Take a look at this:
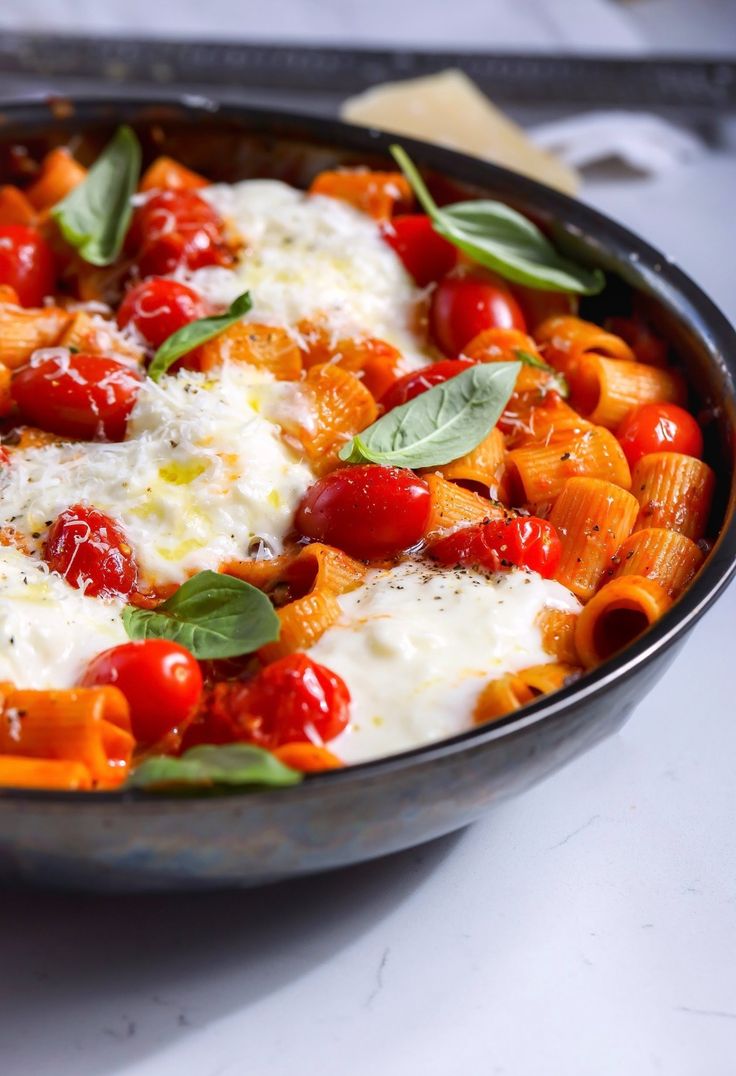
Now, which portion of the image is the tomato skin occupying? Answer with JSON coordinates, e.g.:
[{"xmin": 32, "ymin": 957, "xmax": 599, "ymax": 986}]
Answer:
[
  {"xmin": 430, "ymin": 516, "xmax": 561, "ymax": 579},
  {"xmin": 380, "ymin": 358, "xmax": 474, "ymax": 411},
  {"xmin": 0, "ymin": 224, "xmax": 56, "ymax": 307},
  {"xmin": 128, "ymin": 189, "xmax": 229, "ymax": 276},
  {"xmin": 44, "ymin": 504, "xmax": 138, "ymax": 597},
  {"xmin": 296, "ymin": 465, "xmax": 431, "ymax": 560},
  {"xmin": 183, "ymin": 653, "xmax": 350, "ymax": 750},
  {"xmin": 12, "ymin": 352, "xmax": 141, "ymax": 441},
  {"xmin": 430, "ymin": 273, "xmax": 527, "ymax": 356},
  {"xmin": 81, "ymin": 639, "xmax": 203, "ymax": 745},
  {"xmin": 117, "ymin": 277, "xmax": 208, "ymax": 350},
  {"xmin": 617, "ymin": 402, "xmax": 703, "ymax": 468},
  {"xmin": 382, "ymin": 214, "xmax": 458, "ymax": 286}
]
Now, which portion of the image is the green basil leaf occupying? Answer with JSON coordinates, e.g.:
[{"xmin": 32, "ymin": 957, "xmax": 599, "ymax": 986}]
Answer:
[
  {"xmin": 125, "ymin": 743, "xmax": 302, "ymax": 792},
  {"xmin": 51, "ymin": 125, "xmax": 141, "ymax": 267},
  {"xmin": 122, "ymin": 569, "xmax": 279, "ymax": 658},
  {"xmin": 390, "ymin": 144, "xmax": 605, "ymax": 296},
  {"xmin": 339, "ymin": 361, "xmax": 519, "ymax": 469},
  {"xmin": 148, "ymin": 292, "xmax": 253, "ymax": 382}
]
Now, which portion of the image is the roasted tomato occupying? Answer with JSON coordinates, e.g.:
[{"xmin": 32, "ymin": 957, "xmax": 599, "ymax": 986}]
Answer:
[
  {"xmin": 382, "ymin": 214, "xmax": 458, "ymax": 286},
  {"xmin": 0, "ymin": 224, "xmax": 56, "ymax": 307},
  {"xmin": 617, "ymin": 402, "xmax": 703, "ymax": 468},
  {"xmin": 430, "ymin": 272, "xmax": 526, "ymax": 356},
  {"xmin": 128, "ymin": 189, "xmax": 230, "ymax": 275},
  {"xmin": 117, "ymin": 277, "xmax": 208, "ymax": 350},
  {"xmin": 81, "ymin": 639, "xmax": 203, "ymax": 745},
  {"xmin": 184, "ymin": 653, "xmax": 350, "ymax": 750},
  {"xmin": 380, "ymin": 358, "xmax": 474, "ymax": 411},
  {"xmin": 45, "ymin": 504, "xmax": 138, "ymax": 597},
  {"xmin": 429, "ymin": 516, "xmax": 562, "ymax": 578},
  {"xmin": 12, "ymin": 352, "xmax": 141, "ymax": 441},
  {"xmin": 296, "ymin": 465, "xmax": 431, "ymax": 560}
]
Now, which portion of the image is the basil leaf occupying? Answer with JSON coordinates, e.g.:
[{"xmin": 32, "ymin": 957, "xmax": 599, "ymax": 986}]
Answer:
[
  {"xmin": 125, "ymin": 744, "xmax": 302, "ymax": 792},
  {"xmin": 123, "ymin": 569, "xmax": 279, "ymax": 658},
  {"xmin": 148, "ymin": 292, "xmax": 253, "ymax": 382},
  {"xmin": 51, "ymin": 125, "xmax": 141, "ymax": 267},
  {"xmin": 339, "ymin": 361, "xmax": 519, "ymax": 469},
  {"xmin": 390, "ymin": 144, "xmax": 604, "ymax": 296}
]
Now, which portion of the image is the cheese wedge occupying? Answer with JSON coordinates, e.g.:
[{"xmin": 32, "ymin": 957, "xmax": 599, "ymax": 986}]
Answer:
[{"xmin": 341, "ymin": 69, "xmax": 579, "ymax": 195}]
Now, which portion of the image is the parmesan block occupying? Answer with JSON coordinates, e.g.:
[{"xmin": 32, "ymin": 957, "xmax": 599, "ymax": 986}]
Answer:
[{"xmin": 341, "ymin": 69, "xmax": 579, "ymax": 195}]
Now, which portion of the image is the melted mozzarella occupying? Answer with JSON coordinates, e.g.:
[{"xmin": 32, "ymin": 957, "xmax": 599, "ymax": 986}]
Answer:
[
  {"xmin": 309, "ymin": 560, "xmax": 580, "ymax": 764},
  {"xmin": 0, "ymin": 363, "xmax": 314, "ymax": 585},
  {"xmin": 0, "ymin": 545, "xmax": 127, "ymax": 689},
  {"xmin": 189, "ymin": 180, "xmax": 430, "ymax": 369}
]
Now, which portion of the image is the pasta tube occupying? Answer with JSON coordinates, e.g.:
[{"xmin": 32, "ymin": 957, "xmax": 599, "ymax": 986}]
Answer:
[
  {"xmin": 610, "ymin": 527, "xmax": 703, "ymax": 597},
  {"xmin": 199, "ymin": 322, "xmax": 302, "ymax": 380},
  {"xmin": 571, "ymin": 355, "xmax": 685, "ymax": 429},
  {"xmin": 631, "ymin": 452, "xmax": 715, "ymax": 541},
  {"xmin": 574, "ymin": 575, "xmax": 672, "ymax": 668},
  {"xmin": 424, "ymin": 474, "xmax": 506, "ymax": 540},
  {"xmin": 507, "ymin": 426, "xmax": 631, "ymax": 504}
]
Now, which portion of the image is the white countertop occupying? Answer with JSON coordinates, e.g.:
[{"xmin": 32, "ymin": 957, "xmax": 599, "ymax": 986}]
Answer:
[{"xmin": 2, "ymin": 153, "xmax": 735, "ymax": 1076}]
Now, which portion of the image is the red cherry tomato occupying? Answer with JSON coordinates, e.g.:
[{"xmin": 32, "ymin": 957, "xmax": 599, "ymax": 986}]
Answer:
[
  {"xmin": 81, "ymin": 639, "xmax": 203, "ymax": 745},
  {"xmin": 45, "ymin": 504, "xmax": 138, "ymax": 597},
  {"xmin": 430, "ymin": 516, "xmax": 561, "ymax": 579},
  {"xmin": 12, "ymin": 352, "xmax": 141, "ymax": 441},
  {"xmin": 183, "ymin": 653, "xmax": 350, "ymax": 750},
  {"xmin": 117, "ymin": 277, "xmax": 208, "ymax": 350},
  {"xmin": 128, "ymin": 189, "xmax": 229, "ymax": 276},
  {"xmin": 296, "ymin": 465, "xmax": 431, "ymax": 560},
  {"xmin": 380, "ymin": 358, "xmax": 474, "ymax": 411},
  {"xmin": 0, "ymin": 224, "xmax": 56, "ymax": 307},
  {"xmin": 382, "ymin": 214, "xmax": 458, "ymax": 286},
  {"xmin": 430, "ymin": 273, "xmax": 526, "ymax": 356},
  {"xmin": 617, "ymin": 402, "xmax": 703, "ymax": 468}
]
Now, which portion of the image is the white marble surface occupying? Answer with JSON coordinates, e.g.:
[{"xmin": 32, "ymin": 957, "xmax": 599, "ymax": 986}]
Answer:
[{"xmin": 1, "ymin": 152, "xmax": 735, "ymax": 1076}]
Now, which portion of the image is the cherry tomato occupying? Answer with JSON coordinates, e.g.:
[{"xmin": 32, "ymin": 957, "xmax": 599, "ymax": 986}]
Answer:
[
  {"xmin": 128, "ymin": 189, "xmax": 229, "ymax": 276},
  {"xmin": 430, "ymin": 516, "xmax": 561, "ymax": 578},
  {"xmin": 0, "ymin": 224, "xmax": 55, "ymax": 307},
  {"xmin": 380, "ymin": 358, "xmax": 474, "ymax": 411},
  {"xmin": 382, "ymin": 214, "xmax": 457, "ymax": 286},
  {"xmin": 117, "ymin": 277, "xmax": 208, "ymax": 350},
  {"xmin": 430, "ymin": 272, "xmax": 526, "ymax": 356},
  {"xmin": 81, "ymin": 639, "xmax": 203, "ymax": 745},
  {"xmin": 296, "ymin": 465, "xmax": 430, "ymax": 560},
  {"xmin": 183, "ymin": 653, "xmax": 350, "ymax": 750},
  {"xmin": 12, "ymin": 352, "xmax": 141, "ymax": 441},
  {"xmin": 45, "ymin": 504, "xmax": 138, "ymax": 597},
  {"xmin": 617, "ymin": 402, "xmax": 703, "ymax": 468}
]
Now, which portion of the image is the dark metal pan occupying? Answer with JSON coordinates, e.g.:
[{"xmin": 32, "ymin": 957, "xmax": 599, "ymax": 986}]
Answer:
[{"xmin": 0, "ymin": 97, "xmax": 733, "ymax": 891}]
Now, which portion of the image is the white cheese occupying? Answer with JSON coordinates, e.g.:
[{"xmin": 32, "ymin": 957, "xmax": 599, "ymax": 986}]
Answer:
[
  {"xmin": 0, "ymin": 545, "xmax": 127, "ymax": 689},
  {"xmin": 188, "ymin": 179, "xmax": 430, "ymax": 370},
  {"xmin": 309, "ymin": 560, "xmax": 580, "ymax": 764},
  {"xmin": 0, "ymin": 363, "xmax": 314, "ymax": 586}
]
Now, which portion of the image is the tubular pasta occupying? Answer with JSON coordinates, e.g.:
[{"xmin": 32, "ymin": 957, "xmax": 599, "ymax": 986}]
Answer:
[
  {"xmin": 0, "ymin": 303, "xmax": 70, "ymax": 368},
  {"xmin": 58, "ymin": 311, "xmax": 145, "ymax": 366},
  {"xmin": 574, "ymin": 575, "xmax": 672, "ymax": 668},
  {"xmin": 538, "ymin": 607, "xmax": 579, "ymax": 665},
  {"xmin": 462, "ymin": 327, "xmax": 553, "ymax": 393},
  {"xmin": 309, "ymin": 169, "xmax": 412, "ymax": 220},
  {"xmin": 473, "ymin": 662, "xmax": 578, "ymax": 724},
  {"xmin": 139, "ymin": 156, "xmax": 208, "ymax": 192},
  {"xmin": 631, "ymin": 452, "xmax": 715, "ymax": 541},
  {"xmin": 432, "ymin": 427, "xmax": 506, "ymax": 496},
  {"xmin": 0, "ymin": 363, "xmax": 11, "ymax": 418},
  {"xmin": 609, "ymin": 527, "xmax": 703, "ymax": 597},
  {"xmin": 571, "ymin": 354, "xmax": 685, "ymax": 428},
  {"xmin": 0, "ymin": 754, "xmax": 92, "ymax": 790},
  {"xmin": 502, "ymin": 391, "xmax": 593, "ymax": 448},
  {"xmin": 424, "ymin": 474, "xmax": 506, "ymax": 540},
  {"xmin": 199, "ymin": 322, "xmax": 302, "ymax": 380},
  {"xmin": 290, "ymin": 363, "xmax": 378, "ymax": 473},
  {"xmin": 273, "ymin": 742, "xmax": 344, "ymax": 772},
  {"xmin": 0, "ymin": 185, "xmax": 36, "ymax": 226},
  {"xmin": 534, "ymin": 315, "xmax": 635, "ymax": 378},
  {"xmin": 507, "ymin": 426, "xmax": 631, "ymax": 504},
  {"xmin": 0, "ymin": 686, "xmax": 133, "ymax": 786},
  {"xmin": 549, "ymin": 477, "xmax": 639, "ymax": 600},
  {"xmin": 260, "ymin": 589, "xmax": 342, "ymax": 663},
  {"xmin": 26, "ymin": 147, "xmax": 87, "ymax": 211}
]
